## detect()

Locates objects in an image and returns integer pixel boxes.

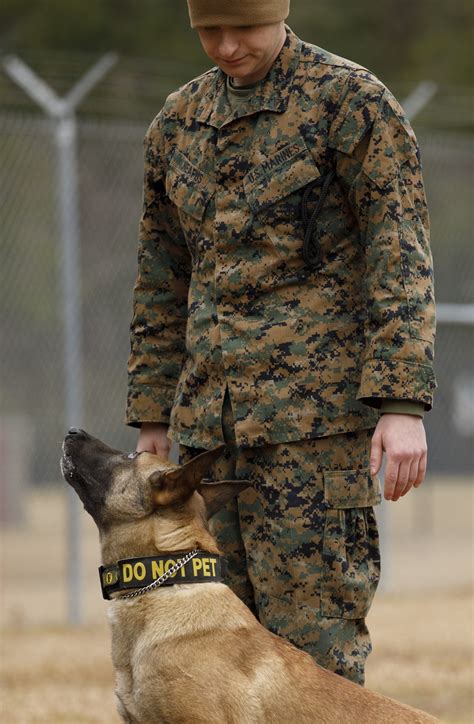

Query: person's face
[196,22,286,85]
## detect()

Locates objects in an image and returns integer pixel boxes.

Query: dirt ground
[1,478,473,723]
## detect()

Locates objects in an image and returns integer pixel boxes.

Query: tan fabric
[187,0,290,28]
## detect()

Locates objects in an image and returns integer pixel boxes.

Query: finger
[370,433,384,476]
[383,459,400,500]
[136,441,153,454]
[391,459,411,501]
[136,437,168,455]
[154,445,170,460]
[400,479,414,498]
[414,451,427,487]
[400,457,420,497]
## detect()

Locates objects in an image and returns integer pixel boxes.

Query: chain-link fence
[1,113,143,491]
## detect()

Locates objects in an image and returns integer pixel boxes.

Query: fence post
[2,54,117,625]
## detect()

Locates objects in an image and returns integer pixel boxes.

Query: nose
[218,32,239,58]
[67,428,89,439]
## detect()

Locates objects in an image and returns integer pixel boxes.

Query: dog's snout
[67,428,89,439]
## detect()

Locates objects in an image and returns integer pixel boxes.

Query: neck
[153,526,221,558]
[101,518,220,568]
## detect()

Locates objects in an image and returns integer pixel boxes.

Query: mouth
[60,431,112,521]
[61,429,87,480]
[60,441,89,495]
[220,55,247,65]
[60,428,103,492]
[60,447,76,482]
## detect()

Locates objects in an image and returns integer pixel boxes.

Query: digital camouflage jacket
[126,26,436,449]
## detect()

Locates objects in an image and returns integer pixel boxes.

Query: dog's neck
[101,503,220,567]
[151,513,220,557]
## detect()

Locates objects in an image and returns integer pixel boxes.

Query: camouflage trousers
[179,392,381,685]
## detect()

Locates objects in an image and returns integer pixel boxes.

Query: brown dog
[61,428,438,724]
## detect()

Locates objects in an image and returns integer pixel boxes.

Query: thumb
[370,432,383,476]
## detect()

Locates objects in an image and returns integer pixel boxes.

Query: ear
[198,479,252,518]
[149,445,226,507]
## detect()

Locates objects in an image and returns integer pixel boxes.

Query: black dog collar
[99,550,226,600]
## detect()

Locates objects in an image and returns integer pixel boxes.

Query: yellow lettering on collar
[122,563,133,583]
[192,558,203,576]
[104,570,116,586]
[120,555,218,586]
[151,560,164,579]
[165,559,177,578]
[134,562,146,581]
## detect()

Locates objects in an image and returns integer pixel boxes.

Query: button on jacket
[126,27,436,449]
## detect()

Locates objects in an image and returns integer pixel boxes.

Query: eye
[126,451,139,460]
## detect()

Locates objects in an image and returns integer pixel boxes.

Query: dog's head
[61,429,249,562]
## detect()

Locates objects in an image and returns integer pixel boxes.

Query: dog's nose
[67,428,89,439]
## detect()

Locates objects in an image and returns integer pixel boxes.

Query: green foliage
[1,0,472,86]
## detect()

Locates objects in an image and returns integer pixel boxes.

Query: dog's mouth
[61,443,100,510]
[62,429,121,468]
[61,430,90,487]
[60,429,118,521]
[60,449,76,481]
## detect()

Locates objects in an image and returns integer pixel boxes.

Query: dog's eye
[127,452,139,460]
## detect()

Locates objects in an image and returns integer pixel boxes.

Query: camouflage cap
[187,0,290,28]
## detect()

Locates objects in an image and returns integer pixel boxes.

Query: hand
[137,422,171,460]
[370,414,427,502]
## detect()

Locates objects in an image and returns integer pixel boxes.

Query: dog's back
[109,582,437,724]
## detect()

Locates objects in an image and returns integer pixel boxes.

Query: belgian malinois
[61,428,438,723]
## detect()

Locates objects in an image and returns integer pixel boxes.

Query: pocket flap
[244,138,321,213]
[323,468,381,509]
[166,149,214,221]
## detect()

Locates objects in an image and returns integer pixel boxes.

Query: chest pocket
[244,140,321,214]
[165,149,215,264]
[244,139,336,272]
[166,149,214,220]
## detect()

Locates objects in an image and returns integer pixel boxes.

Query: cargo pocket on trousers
[320,468,381,619]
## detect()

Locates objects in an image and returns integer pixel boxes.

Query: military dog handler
[126,0,436,685]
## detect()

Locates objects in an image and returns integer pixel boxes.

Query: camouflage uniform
[180,390,381,684]
[126,27,436,683]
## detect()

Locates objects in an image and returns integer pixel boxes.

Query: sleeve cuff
[357,357,436,412]
[125,383,175,428]
[379,399,425,418]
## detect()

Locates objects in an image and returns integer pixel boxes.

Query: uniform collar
[195,25,303,129]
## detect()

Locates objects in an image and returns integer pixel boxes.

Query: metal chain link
[117,549,200,600]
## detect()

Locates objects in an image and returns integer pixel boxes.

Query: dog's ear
[149,446,226,507]
[198,480,252,518]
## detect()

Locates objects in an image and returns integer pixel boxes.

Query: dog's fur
[61,429,438,723]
